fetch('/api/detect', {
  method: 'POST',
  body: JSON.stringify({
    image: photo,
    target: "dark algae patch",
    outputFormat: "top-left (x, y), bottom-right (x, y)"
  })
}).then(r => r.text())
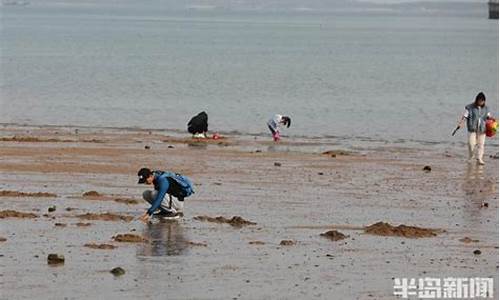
top-left (113, 234), bottom-right (147, 243)
top-left (77, 213), bottom-right (133, 222)
top-left (0, 190), bottom-right (57, 197)
top-left (194, 216), bottom-right (256, 227)
top-left (84, 243), bottom-right (117, 250)
top-left (0, 210), bottom-right (38, 219)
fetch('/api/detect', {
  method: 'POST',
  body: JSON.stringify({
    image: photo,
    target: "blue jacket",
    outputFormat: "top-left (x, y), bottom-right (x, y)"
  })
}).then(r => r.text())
top-left (147, 171), bottom-right (172, 215)
top-left (146, 171), bottom-right (194, 215)
top-left (465, 103), bottom-right (490, 133)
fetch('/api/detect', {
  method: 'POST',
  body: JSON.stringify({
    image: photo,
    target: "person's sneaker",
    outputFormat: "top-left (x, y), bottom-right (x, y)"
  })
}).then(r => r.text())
top-left (477, 159), bottom-right (485, 165)
top-left (157, 210), bottom-right (181, 220)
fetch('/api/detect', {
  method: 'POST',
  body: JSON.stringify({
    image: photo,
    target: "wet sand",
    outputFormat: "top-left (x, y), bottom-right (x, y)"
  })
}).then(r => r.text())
top-left (0, 125), bottom-right (498, 299)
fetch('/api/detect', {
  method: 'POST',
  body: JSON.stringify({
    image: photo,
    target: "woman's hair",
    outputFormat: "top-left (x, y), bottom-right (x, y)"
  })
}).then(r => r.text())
top-left (475, 92), bottom-right (486, 102)
top-left (282, 116), bottom-right (291, 128)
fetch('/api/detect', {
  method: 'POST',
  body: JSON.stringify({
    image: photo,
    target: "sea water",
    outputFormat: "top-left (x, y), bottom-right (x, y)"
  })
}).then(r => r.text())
top-left (1, 1), bottom-right (498, 146)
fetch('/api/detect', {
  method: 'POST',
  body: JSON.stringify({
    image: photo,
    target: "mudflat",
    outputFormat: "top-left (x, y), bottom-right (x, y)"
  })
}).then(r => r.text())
top-left (0, 125), bottom-right (498, 299)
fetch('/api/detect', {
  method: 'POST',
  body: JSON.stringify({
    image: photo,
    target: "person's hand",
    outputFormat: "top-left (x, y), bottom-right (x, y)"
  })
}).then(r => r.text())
top-left (138, 212), bottom-right (150, 224)
top-left (457, 119), bottom-right (465, 128)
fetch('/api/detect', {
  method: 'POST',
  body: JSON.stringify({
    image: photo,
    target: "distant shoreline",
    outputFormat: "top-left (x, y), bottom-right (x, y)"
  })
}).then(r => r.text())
top-left (1, 123), bottom-right (498, 155)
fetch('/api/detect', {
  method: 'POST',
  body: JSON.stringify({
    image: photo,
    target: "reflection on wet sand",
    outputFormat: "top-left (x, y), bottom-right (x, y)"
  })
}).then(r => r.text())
top-left (461, 163), bottom-right (496, 225)
top-left (138, 220), bottom-right (188, 257)
top-left (463, 163), bottom-right (488, 205)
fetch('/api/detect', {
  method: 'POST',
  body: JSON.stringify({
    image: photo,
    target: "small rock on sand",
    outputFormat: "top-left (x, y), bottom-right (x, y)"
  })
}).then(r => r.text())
top-left (473, 249), bottom-right (481, 255)
top-left (113, 234), bottom-right (147, 243)
top-left (54, 223), bottom-right (66, 227)
top-left (320, 230), bottom-right (348, 241)
top-left (364, 221), bottom-right (439, 238)
top-left (84, 243), bottom-right (117, 250)
top-left (48, 206), bottom-right (56, 212)
top-left (110, 267), bottom-right (126, 276)
top-left (0, 237), bottom-right (7, 242)
top-left (423, 166), bottom-right (432, 172)
top-left (274, 162), bottom-right (282, 167)
top-left (0, 210), bottom-right (38, 219)
top-left (280, 240), bottom-right (296, 246)
top-left (47, 254), bottom-right (65, 265)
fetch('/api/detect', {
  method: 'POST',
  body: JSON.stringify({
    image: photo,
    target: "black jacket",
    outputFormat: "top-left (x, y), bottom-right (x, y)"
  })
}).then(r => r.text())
top-left (187, 111), bottom-right (208, 134)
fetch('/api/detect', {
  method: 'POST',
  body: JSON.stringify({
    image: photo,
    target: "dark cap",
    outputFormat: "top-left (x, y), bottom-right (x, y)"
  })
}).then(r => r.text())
top-left (137, 168), bottom-right (152, 184)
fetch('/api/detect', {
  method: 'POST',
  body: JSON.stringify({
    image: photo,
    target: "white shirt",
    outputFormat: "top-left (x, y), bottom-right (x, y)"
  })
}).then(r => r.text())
top-left (267, 114), bottom-right (283, 131)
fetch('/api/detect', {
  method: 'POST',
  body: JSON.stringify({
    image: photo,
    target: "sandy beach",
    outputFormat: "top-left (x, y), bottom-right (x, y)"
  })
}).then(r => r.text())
top-left (0, 124), bottom-right (498, 299)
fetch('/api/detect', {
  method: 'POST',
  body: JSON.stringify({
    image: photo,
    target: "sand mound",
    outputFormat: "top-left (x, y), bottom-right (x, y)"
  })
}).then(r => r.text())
top-left (81, 192), bottom-right (139, 204)
top-left (364, 222), bottom-right (438, 238)
top-left (0, 210), bottom-right (38, 219)
top-left (76, 213), bottom-right (133, 222)
top-left (459, 237), bottom-right (479, 243)
top-left (194, 215), bottom-right (256, 227)
top-left (113, 234), bottom-right (147, 243)
top-left (0, 190), bottom-right (57, 197)
top-left (113, 198), bottom-right (139, 205)
top-left (320, 230), bottom-right (348, 241)
top-left (82, 191), bottom-right (102, 197)
top-left (84, 243), bottom-right (117, 250)
top-left (0, 237), bottom-right (7, 242)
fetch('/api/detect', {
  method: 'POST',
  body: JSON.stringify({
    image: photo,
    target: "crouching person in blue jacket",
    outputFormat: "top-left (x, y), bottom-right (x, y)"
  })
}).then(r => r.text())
top-left (137, 167), bottom-right (194, 223)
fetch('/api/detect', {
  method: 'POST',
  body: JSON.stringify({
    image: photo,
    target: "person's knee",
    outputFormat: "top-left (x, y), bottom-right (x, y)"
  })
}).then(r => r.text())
top-left (142, 190), bottom-right (153, 201)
